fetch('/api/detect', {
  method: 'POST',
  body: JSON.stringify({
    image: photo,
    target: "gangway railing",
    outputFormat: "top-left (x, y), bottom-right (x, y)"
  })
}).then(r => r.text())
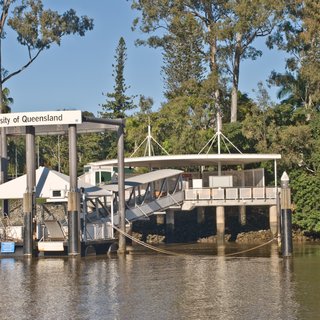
top-left (124, 190), bottom-right (184, 221)
top-left (182, 186), bottom-right (278, 210)
top-left (111, 169), bottom-right (184, 223)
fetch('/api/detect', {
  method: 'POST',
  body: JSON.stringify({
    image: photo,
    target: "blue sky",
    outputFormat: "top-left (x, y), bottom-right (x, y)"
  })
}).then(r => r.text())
top-left (4, 0), bottom-right (287, 116)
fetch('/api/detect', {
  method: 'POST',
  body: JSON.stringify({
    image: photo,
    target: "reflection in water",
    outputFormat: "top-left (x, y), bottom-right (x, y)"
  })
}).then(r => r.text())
top-left (0, 243), bottom-right (320, 320)
top-left (293, 244), bottom-right (320, 319)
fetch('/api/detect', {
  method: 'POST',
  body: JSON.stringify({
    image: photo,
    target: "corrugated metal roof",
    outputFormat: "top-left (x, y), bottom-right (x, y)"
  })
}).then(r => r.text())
top-left (103, 169), bottom-right (183, 192)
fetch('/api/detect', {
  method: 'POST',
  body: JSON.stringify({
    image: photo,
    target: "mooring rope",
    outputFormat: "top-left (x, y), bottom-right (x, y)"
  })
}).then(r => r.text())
top-left (113, 225), bottom-right (277, 257)
top-left (113, 225), bottom-right (183, 256)
top-left (224, 237), bottom-right (277, 257)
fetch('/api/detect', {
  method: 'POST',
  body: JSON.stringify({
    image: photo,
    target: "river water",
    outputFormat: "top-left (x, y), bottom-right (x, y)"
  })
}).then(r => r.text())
top-left (0, 242), bottom-right (320, 320)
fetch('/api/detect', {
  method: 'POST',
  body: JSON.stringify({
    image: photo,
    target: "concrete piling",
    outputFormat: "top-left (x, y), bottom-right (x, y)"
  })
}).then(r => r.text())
top-left (166, 210), bottom-right (175, 243)
top-left (216, 206), bottom-right (225, 243)
top-left (239, 205), bottom-right (246, 226)
top-left (269, 205), bottom-right (278, 236)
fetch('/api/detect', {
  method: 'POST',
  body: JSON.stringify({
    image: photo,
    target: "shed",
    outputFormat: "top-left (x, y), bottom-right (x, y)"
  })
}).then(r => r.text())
top-left (0, 166), bottom-right (111, 200)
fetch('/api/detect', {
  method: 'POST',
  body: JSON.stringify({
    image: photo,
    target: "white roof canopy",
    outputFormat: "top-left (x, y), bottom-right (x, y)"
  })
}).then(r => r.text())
top-left (104, 169), bottom-right (183, 192)
top-left (89, 153), bottom-right (281, 169)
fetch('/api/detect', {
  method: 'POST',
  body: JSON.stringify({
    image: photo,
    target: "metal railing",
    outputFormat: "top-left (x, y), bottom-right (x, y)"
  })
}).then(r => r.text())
top-left (184, 187), bottom-right (277, 202)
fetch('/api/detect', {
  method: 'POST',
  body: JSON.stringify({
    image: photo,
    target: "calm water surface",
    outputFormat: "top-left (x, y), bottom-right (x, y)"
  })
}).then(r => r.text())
top-left (0, 242), bottom-right (320, 320)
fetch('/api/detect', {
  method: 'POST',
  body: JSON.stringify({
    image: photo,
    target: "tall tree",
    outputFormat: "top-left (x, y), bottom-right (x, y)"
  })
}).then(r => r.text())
top-left (131, 0), bottom-right (284, 123)
top-left (99, 37), bottom-right (136, 159)
top-left (100, 37), bottom-right (136, 119)
top-left (131, 0), bottom-right (226, 114)
top-left (221, 0), bottom-right (284, 122)
top-left (0, 0), bottom-right (93, 214)
top-left (267, 0), bottom-right (320, 116)
top-left (0, 0), bottom-right (93, 113)
top-left (161, 12), bottom-right (205, 99)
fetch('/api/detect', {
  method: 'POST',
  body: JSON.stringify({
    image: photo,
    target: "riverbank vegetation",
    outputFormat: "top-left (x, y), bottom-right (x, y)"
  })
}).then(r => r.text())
top-left (3, 1), bottom-right (320, 235)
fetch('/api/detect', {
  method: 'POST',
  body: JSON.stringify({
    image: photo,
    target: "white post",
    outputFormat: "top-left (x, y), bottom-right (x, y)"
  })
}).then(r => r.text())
top-left (111, 193), bottom-right (114, 239)
top-left (147, 123), bottom-right (151, 157)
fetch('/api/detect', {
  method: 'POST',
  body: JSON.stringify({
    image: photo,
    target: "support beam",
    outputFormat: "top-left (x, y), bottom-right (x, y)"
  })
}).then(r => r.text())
top-left (156, 214), bottom-right (165, 225)
top-left (166, 209), bottom-right (175, 243)
top-left (197, 207), bottom-right (205, 224)
top-left (23, 192), bottom-right (33, 256)
top-left (269, 205), bottom-right (278, 236)
top-left (1, 127), bottom-right (8, 216)
top-left (68, 124), bottom-right (80, 256)
top-left (23, 126), bottom-right (36, 256)
top-left (239, 205), bottom-right (246, 226)
top-left (117, 124), bottom-right (126, 254)
top-left (216, 206), bottom-right (225, 243)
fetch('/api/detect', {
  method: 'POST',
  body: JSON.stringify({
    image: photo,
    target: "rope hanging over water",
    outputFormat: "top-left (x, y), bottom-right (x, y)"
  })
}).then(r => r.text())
top-left (113, 225), bottom-right (278, 257)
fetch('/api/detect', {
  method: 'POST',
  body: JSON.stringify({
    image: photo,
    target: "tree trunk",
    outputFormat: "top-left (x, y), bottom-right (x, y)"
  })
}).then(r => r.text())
top-left (231, 33), bottom-right (242, 123)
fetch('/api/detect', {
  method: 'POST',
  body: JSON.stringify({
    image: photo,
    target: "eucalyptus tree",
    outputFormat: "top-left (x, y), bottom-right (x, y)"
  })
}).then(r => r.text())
top-left (0, 0), bottom-right (93, 113)
top-left (220, 0), bottom-right (285, 122)
top-left (131, 0), bottom-right (285, 123)
top-left (0, 0), bottom-right (93, 201)
top-left (299, 0), bottom-right (320, 106)
top-left (131, 0), bottom-right (227, 112)
top-left (267, 0), bottom-right (320, 116)
top-left (266, 0), bottom-right (320, 234)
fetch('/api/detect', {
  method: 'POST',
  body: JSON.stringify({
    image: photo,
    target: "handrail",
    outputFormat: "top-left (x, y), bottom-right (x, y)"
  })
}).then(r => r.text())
top-left (184, 186), bottom-right (277, 202)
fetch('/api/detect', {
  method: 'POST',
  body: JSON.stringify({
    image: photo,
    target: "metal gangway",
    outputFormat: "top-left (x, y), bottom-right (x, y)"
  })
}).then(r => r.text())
top-left (104, 169), bottom-right (184, 224)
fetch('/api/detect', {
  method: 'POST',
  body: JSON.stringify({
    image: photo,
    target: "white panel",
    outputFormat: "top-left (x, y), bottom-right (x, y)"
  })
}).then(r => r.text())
top-left (240, 188), bottom-right (252, 199)
top-left (253, 188), bottom-right (265, 199)
top-left (212, 189), bottom-right (225, 200)
top-left (198, 189), bottom-right (211, 199)
top-left (192, 179), bottom-right (203, 188)
top-left (4, 226), bottom-right (23, 240)
top-left (266, 188), bottom-right (277, 199)
top-left (38, 241), bottom-right (64, 252)
top-left (185, 189), bottom-right (197, 200)
top-left (209, 176), bottom-right (233, 187)
top-left (226, 188), bottom-right (238, 199)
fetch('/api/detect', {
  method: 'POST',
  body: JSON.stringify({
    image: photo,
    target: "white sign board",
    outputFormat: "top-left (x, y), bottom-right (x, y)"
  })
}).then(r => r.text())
top-left (0, 110), bottom-right (82, 127)
top-left (38, 241), bottom-right (64, 252)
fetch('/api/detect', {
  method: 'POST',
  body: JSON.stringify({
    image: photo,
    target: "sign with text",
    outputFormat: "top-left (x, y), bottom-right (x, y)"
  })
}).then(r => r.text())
top-left (0, 110), bottom-right (82, 127)
top-left (1, 242), bottom-right (15, 253)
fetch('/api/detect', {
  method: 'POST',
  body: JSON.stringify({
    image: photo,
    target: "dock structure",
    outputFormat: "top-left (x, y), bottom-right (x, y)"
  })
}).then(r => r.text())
top-left (87, 152), bottom-right (281, 243)
top-left (0, 111), bottom-right (126, 257)
top-left (0, 111), bottom-right (283, 256)
top-left (87, 114), bottom-right (282, 243)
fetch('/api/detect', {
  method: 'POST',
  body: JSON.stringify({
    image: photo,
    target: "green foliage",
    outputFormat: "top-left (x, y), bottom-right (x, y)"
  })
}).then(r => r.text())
top-left (1, 87), bottom-right (13, 113)
top-left (7, 136), bottom-right (25, 178)
top-left (267, 0), bottom-right (320, 112)
top-left (1, 0), bottom-right (93, 85)
top-left (162, 12), bottom-right (205, 99)
top-left (291, 170), bottom-right (320, 232)
top-left (39, 135), bottom-right (69, 173)
top-left (100, 37), bottom-right (136, 119)
top-left (131, 0), bottom-right (286, 122)
top-left (2, 1), bottom-right (320, 235)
